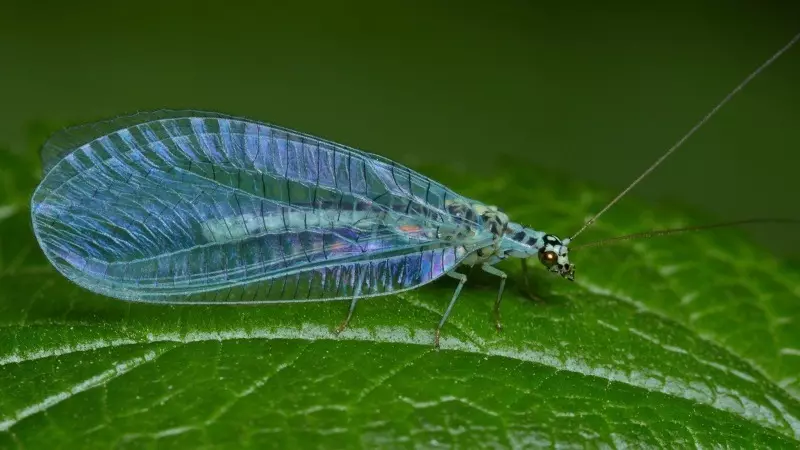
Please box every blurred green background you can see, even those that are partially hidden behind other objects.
[1,0,799,256]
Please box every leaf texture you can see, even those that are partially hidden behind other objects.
[1,147,799,449]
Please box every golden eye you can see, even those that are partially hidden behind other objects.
[538,250,557,267]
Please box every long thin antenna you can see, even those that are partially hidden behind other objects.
[570,31,800,242]
[570,218,800,250]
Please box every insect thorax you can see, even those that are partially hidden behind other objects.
[445,200,574,278]
[444,200,510,266]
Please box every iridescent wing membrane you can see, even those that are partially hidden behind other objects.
[31,111,493,304]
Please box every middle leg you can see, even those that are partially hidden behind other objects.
[435,271,468,348]
[481,264,507,332]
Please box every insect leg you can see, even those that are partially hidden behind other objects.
[335,297,359,334]
[435,271,468,348]
[481,264,507,332]
[520,259,544,303]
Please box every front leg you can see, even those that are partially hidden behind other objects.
[520,259,544,303]
[481,264,507,332]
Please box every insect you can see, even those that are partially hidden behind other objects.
[31,33,798,347]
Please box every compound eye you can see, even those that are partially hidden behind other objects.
[538,250,558,267]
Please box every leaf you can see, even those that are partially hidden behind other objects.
[1,146,799,449]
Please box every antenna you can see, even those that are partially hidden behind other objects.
[570,31,800,242]
[569,218,800,250]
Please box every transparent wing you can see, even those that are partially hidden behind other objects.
[31,110,491,303]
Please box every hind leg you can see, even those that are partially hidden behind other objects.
[335,297,359,334]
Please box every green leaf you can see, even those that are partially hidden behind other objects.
[1,147,799,449]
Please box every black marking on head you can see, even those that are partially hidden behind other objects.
[544,234,561,245]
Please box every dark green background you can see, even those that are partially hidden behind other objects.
[2,3,800,447]
[1,1,799,256]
